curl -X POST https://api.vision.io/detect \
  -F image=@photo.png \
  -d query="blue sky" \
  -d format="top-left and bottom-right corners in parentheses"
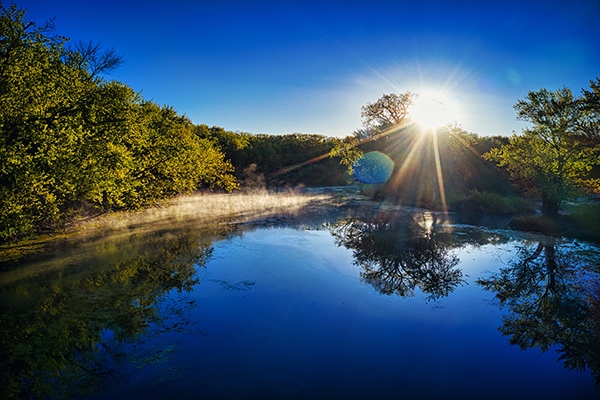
top-left (13, 0), bottom-right (600, 137)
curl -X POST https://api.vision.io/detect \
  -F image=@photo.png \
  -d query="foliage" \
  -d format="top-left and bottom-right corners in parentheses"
top-left (577, 78), bottom-right (600, 139)
top-left (459, 189), bottom-right (535, 215)
top-left (328, 132), bottom-right (365, 176)
top-left (364, 124), bottom-right (516, 209)
top-left (566, 201), bottom-right (600, 238)
top-left (194, 124), bottom-right (250, 155)
top-left (0, 4), bottom-right (237, 240)
top-left (484, 84), bottom-right (600, 217)
top-left (330, 92), bottom-right (517, 207)
top-left (508, 201), bottom-right (600, 243)
top-left (192, 127), bottom-right (350, 187)
top-left (330, 92), bottom-right (417, 176)
top-left (223, 132), bottom-right (349, 187)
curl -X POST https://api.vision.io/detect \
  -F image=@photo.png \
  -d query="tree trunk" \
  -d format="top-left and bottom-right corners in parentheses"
top-left (541, 191), bottom-right (560, 218)
top-left (102, 190), bottom-right (109, 211)
top-left (544, 242), bottom-right (557, 294)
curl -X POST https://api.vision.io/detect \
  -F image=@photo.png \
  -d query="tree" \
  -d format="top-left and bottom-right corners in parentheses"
top-left (484, 85), bottom-right (600, 218)
top-left (0, 3), bottom-right (238, 239)
top-left (578, 78), bottom-right (600, 139)
top-left (328, 132), bottom-right (366, 177)
top-left (193, 124), bottom-right (250, 156)
top-left (224, 132), bottom-right (348, 187)
top-left (329, 92), bottom-right (417, 179)
top-left (63, 39), bottom-right (125, 80)
top-left (361, 92), bottom-right (417, 131)
top-left (0, 2), bottom-right (91, 234)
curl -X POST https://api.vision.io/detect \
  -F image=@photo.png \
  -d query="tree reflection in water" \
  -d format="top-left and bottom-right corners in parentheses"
top-left (0, 224), bottom-right (228, 400)
top-left (476, 239), bottom-right (600, 387)
top-left (329, 212), bottom-right (467, 301)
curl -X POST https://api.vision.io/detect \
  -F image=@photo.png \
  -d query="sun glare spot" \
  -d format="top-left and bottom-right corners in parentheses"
top-left (411, 95), bottom-right (455, 130)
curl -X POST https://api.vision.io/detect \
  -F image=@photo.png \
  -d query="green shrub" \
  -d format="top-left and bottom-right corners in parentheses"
top-left (509, 202), bottom-right (600, 242)
top-left (459, 190), bottom-right (535, 215)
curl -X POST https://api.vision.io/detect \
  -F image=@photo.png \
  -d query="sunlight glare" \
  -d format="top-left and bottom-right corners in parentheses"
top-left (411, 95), bottom-right (455, 130)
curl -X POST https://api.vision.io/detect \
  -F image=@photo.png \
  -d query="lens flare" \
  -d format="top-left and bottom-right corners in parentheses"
top-left (352, 151), bottom-right (394, 184)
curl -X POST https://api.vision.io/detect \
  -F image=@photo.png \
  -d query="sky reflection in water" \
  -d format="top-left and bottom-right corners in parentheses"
top-left (1, 200), bottom-right (598, 400)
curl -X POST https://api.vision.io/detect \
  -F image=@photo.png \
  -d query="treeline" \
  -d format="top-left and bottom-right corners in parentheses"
top-left (195, 125), bottom-right (349, 187)
top-left (8, 2), bottom-right (596, 242)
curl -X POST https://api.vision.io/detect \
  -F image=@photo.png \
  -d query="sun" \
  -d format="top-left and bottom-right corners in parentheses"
top-left (411, 93), bottom-right (456, 130)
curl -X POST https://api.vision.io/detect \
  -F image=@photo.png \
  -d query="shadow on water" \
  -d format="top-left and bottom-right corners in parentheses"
top-left (1, 190), bottom-right (599, 398)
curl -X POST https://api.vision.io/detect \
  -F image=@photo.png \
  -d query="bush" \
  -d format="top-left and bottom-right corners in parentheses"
top-left (508, 202), bottom-right (600, 242)
top-left (458, 190), bottom-right (535, 215)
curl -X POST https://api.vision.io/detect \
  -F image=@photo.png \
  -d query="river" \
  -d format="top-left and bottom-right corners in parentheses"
top-left (1, 189), bottom-right (598, 399)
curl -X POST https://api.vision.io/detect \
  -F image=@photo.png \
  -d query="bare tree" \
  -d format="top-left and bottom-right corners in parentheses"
top-left (65, 39), bottom-right (125, 79)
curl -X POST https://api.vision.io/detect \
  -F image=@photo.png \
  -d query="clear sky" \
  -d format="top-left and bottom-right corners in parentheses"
top-left (12, 0), bottom-right (600, 137)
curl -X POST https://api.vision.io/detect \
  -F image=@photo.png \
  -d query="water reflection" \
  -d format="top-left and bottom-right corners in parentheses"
top-left (0, 191), bottom-right (342, 400)
top-left (476, 239), bottom-right (600, 387)
top-left (0, 224), bottom-right (226, 400)
top-left (329, 212), bottom-right (483, 300)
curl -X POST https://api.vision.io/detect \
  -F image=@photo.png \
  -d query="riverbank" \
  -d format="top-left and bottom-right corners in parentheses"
top-left (4, 187), bottom-right (599, 266)
top-left (0, 189), bottom-right (339, 265)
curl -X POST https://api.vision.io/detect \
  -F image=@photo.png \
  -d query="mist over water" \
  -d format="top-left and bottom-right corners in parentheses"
top-left (74, 189), bottom-right (336, 232)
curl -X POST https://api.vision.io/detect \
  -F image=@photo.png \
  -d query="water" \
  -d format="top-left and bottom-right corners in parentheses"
top-left (1, 193), bottom-right (598, 399)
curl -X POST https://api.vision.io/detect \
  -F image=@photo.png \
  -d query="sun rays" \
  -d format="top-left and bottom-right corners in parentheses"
top-left (383, 126), bottom-right (448, 214)
top-left (395, 90), bottom-right (458, 213)
top-left (431, 128), bottom-right (448, 213)
top-left (268, 85), bottom-right (461, 217)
